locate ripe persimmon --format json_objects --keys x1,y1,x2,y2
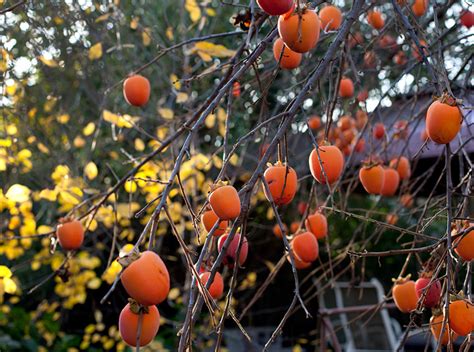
[
  {"x1": 288, "y1": 251, "x2": 311, "y2": 269},
  {"x1": 278, "y1": 9, "x2": 320, "y2": 53},
  {"x1": 337, "y1": 115, "x2": 354, "y2": 131},
  {"x1": 453, "y1": 224, "x2": 474, "y2": 261},
  {"x1": 412, "y1": 39, "x2": 428, "y2": 61},
  {"x1": 461, "y1": 10, "x2": 474, "y2": 28},
  {"x1": 297, "y1": 201, "x2": 308, "y2": 215},
  {"x1": 363, "y1": 51, "x2": 376, "y2": 68},
  {"x1": 449, "y1": 299, "x2": 474, "y2": 336},
  {"x1": 217, "y1": 232, "x2": 248, "y2": 267},
  {"x1": 257, "y1": 0, "x2": 294, "y2": 16},
  {"x1": 392, "y1": 276, "x2": 418, "y2": 313},
  {"x1": 357, "y1": 89, "x2": 368, "y2": 102},
  {"x1": 201, "y1": 208, "x2": 228, "y2": 236},
  {"x1": 123, "y1": 75, "x2": 150, "y2": 107},
  {"x1": 309, "y1": 144, "x2": 344, "y2": 184},
  {"x1": 232, "y1": 81, "x2": 241, "y2": 98},
  {"x1": 308, "y1": 115, "x2": 321, "y2": 130},
  {"x1": 389, "y1": 156, "x2": 411, "y2": 180},
  {"x1": 381, "y1": 167, "x2": 400, "y2": 196},
  {"x1": 355, "y1": 109, "x2": 368, "y2": 129},
  {"x1": 338, "y1": 77, "x2": 354, "y2": 98},
  {"x1": 367, "y1": 10, "x2": 384, "y2": 29},
  {"x1": 426, "y1": 96, "x2": 462, "y2": 144},
  {"x1": 354, "y1": 138, "x2": 365, "y2": 153},
  {"x1": 386, "y1": 213, "x2": 398, "y2": 225},
  {"x1": 121, "y1": 251, "x2": 170, "y2": 306},
  {"x1": 263, "y1": 162, "x2": 298, "y2": 206},
  {"x1": 415, "y1": 276, "x2": 441, "y2": 308},
  {"x1": 273, "y1": 37, "x2": 302, "y2": 70},
  {"x1": 359, "y1": 164, "x2": 385, "y2": 195},
  {"x1": 56, "y1": 218, "x2": 84, "y2": 250},
  {"x1": 393, "y1": 51, "x2": 407, "y2": 66},
  {"x1": 273, "y1": 223, "x2": 288, "y2": 238},
  {"x1": 319, "y1": 5, "x2": 342, "y2": 30},
  {"x1": 119, "y1": 303, "x2": 160, "y2": 347},
  {"x1": 209, "y1": 185, "x2": 241, "y2": 220},
  {"x1": 305, "y1": 211, "x2": 327, "y2": 240},
  {"x1": 290, "y1": 221, "x2": 299, "y2": 233},
  {"x1": 400, "y1": 193, "x2": 414, "y2": 208},
  {"x1": 291, "y1": 231, "x2": 319, "y2": 262},
  {"x1": 430, "y1": 313, "x2": 457, "y2": 345},
  {"x1": 199, "y1": 271, "x2": 224, "y2": 299},
  {"x1": 412, "y1": 0, "x2": 428, "y2": 17},
  {"x1": 373, "y1": 123, "x2": 385, "y2": 140}
]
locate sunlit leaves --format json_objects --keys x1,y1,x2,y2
[
  {"x1": 103, "y1": 110, "x2": 138, "y2": 128},
  {"x1": 158, "y1": 108, "x2": 174, "y2": 120},
  {"x1": 84, "y1": 161, "x2": 98, "y2": 180},
  {"x1": 38, "y1": 56, "x2": 59, "y2": 67},
  {"x1": 142, "y1": 27, "x2": 152, "y2": 46},
  {"x1": 185, "y1": 0, "x2": 201, "y2": 23},
  {"x1": 88, "y1": 43, "x2": 103, "y2": 60},
  {"x1": 5, "y1": 184, "x2": 31, "y2": 203},
  {"x1": 190, "y1": 42, "x2": 236, "y2": 62},
  {"x1": 83, "y1": 122, "x2": 95, "y2": 136}
]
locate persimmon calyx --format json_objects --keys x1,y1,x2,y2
[
  {"x1": 391, "y1": 274, "x2": 412, "y2": 284},
  {"x1": 117, "y1": 249, "x2": 141, "y2": 268},
  {"x1": 128, "y1": 298, "x2": 149, "y2": 314}
]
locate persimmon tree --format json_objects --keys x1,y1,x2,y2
[{"x1": 0, "y1": 0, "x2": 473, "y2": 351}]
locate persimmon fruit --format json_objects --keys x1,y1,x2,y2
[
  {"x1": 339, "y1": 77, "x2": 354, "y2": 98},
  {"x1": 278, "y1": 9, "x2": 320, "y2": 53},
  {"x1": 381, "y1": 167, "x2": 400, "y2": 196},
  {"x1": 305, "y1": 211, "x2": 328, "y2": 240},
  {"x1": 273, "y1": 38, "x2": 302, "y2": 70},
  {"x1": 373, "y1": 123, "x2": 385, "y2": 140},
  {"x1": 412, "y1": 0, "x2": 428, "y2": 17},
  {"x1": 309, "y1": 144, "x2": 344, "y2": 184},
  {"x1": 263, "y1": 162, "x2": 298, "y2": 206},
  {"x1": 367, "y1": 10, "x2": 384, "y2": 29},
  {"x1": 119, "y1": 303, "x2": 160, "y2": 347},
  {"x1": 426, "y1": 97, "x2": 462, "y2": 144},
  {"x1": 257, "y1": 0, "x2": 294, "y2": 16},
  {"x1": 392, "y1": 276, "x2": 418, "y2": 313},
  {"x1": 199, "y1": 271, "x2": 224, "y2": 299},
  {"x1": 120, "y1": 251, "x2": 170, "y2": 306},
  {"x1": 430, "y1": 313, "x2": 457, "y2": 345},
  {"x1": 273, "y1": 223, "x2": 288, "y2": 238},
  {"x1": 453, "y1": 225, "x2": 474, "y2": 261},
  {"x1": 209, "y1": 185, "x2": 241, "y2": 220},
  {"x1": 359, "y1": 164, "x2": 385, "y2": 195},
  {"x1": 123, "y1": 75, "x2": 150, "y2": 107},
  {"x1": 389, "y1": 156, "x2": 411, "y2": 180},
  {"x1": 319, "y1": 5, "x2": 342, "y2": 30},
  {"x1": 291, "y1": 231, "x2": 319, "y2": 263},
  {"x1": 217, "y1": 232, "x2": 248, "y2": 267},
  {"x1": 308, "y1": 115, "x2": 321, "y2": 130},
  {"x1": 201, "y1": 208, "x2": 228, "y2": 236},
  {"x1": 461, "y1": 10, "x2": 474, "y2": 28},
  {"x1": 56, "y1": 219, "x2": 84, "y2": 251},
  {"x1": 415, "y1": 276, "x2": 441, "y2": 308},
  {"x1": 448, "y1": 299, "x2": 474, "y2": 336}
]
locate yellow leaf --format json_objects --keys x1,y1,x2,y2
[
  {"x1": 168, "y1": 287, "x2": 180, "y2": 300},
  {"x1": 170, "y1": 74, "x2": 181, "y2": 90},
  {"x1": 37, "y1": 143, "x2": 50, "y2": 154},
  {"x1": 87, "y1": 277, "x2": 101, "y2": 289},
  {"x1": 3, "y1": 277, "x2": 17, "y2": 294},
  {"x1": 124, "y1": 180, "x2": 137, "y2": 193},
  {"x1": 58, "y1": 190, "x2": 81, "y2": 205},
  {"x1": 83, "y1": 122, "x2": 96, "y2": 136},
  {"x1": 176, "y1": 92, "x2": 188, "y2": 103},
  {"x1": 5, "y1": 184, "x2": 30, "y2": 203},
  {"x1": 0, "y1": 266, "x2": 12, "y2": 278},
  {"x1": 158, "y1": 108, "x2": 174, "y2": 120},
  {"x1": 53, "y1": 16, "x2": 64, "y2": 25},
  {"x1": 134, "y1": 138, "x2": 145, "y2": 151},
  {"x1": 84, "y1": 162, "x2": 98, "y2": 180},
  {"x1": 205, "y1": 113, "x2": 216, "y2": 128},
  {"x1": 185, "y1": 0, "x2": 201, "y2": 23},
  {"x1": 166, "y1": 26, "x2": 174, "y2": 40},
  {"x1": 103, "y1": 110, "x2": 137, "y2": 128},
  {"x1": 6, "y1": 82, "x2": 17, "y2": 95},
  {"x1": 142, "y1": 28, "x2": 152, "y2": 46},
  {"x1": 88, "y1": 43, "x2": 103, "y2": 61},
  {"x1": 191, "y1": 42, "x2": 236, "y2": 62},
  {"x1": 6, "y1": 124, "x2": 17, "y2": 135},
  {"x1": 57, "y1": 114, "x2": 70, "y2": 124},
  {"x1": 95, "y1": 13, "x2": 110, "y2": 23},
  {"x1": 229, "y1": 154, "x2": 239, "y2": 166},
  {"x1": 39, "y1": 56, "x2": 58, "y2": 67},
  {"x1": 206, "y1": 8, "x2": 216, "y2": 16},
  {"x1": 39, "y1": 189, "x2": 58, "y2": 201}
]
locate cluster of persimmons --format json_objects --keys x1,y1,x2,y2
[{"x1": 48, "y1": 1, "x2": 474, "y2": 348}]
